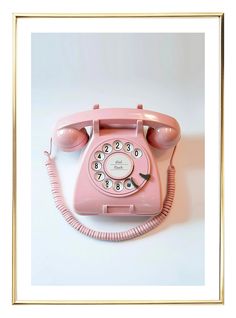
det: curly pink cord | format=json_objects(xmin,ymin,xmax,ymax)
[{"xmin": 44, "ymin": 149, "xmax": 176, "ymax": 242}]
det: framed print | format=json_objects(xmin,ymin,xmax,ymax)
[{"xmin": 12, "ymin": 13, "xmax": 224, "ymax": 304}]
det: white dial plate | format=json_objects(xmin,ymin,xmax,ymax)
[{"xmin": 104, "ymin": 152, "xmax": 134, "ymax": 180}]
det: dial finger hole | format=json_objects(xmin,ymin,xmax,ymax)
[
  {"xmin": 92, "ymin": 161, "xmax": 102, "ymax": 171},
  {"xmin": 102, "ymin": 179, "xmax": 113, "ymax": 189},
  {"xmin": 94, "ymin": 151, "xmax": 105, "ymax": 161},
  {"xmin": 103, "ymin": 143, "xmax": 112, "ymax": 154},
  {"xmin": 95, "ymin": 172, "xmax": 105, "ymax": 182},
  {"xmin": 114, "ymin": 181, "xmax": 124, "ymax": 192},
  {"xmin": 124, "ymin": 142, "xmax": 134, "ymax": 152},
  {"xmin": 113, "ymin": 140, "xmax": 123, "ymax": 151},
  {"xmin": 132, "ymin": 148, "xmax": 142, "ymax": 158},
  {"xmin": 124, "ymin": 179, "xmax": 135, "ymax": 190}
]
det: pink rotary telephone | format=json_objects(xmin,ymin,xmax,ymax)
[{"xmin": 45, "ymin": 105, "xmax": 181, "ymax": 241}]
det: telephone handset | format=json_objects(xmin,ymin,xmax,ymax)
[{"xmin": 45, "ymin": 105, "xmax": 181, "ymax": 241}]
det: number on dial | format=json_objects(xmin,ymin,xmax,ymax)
[
  {"xmin": 95, "ymin": 172, "xmax": 105, "ymax": 181},
  {"xmin": 103, "ymin": 144, "xmax": 112, "ymax": 154},
  {"xmin": 113, "ymin": 140, "xmax": 123, "ymax": 151},
  {"xmin": 124, "ymin": 142, "xmax": 133, "ymax": 152},
  {"xmin": 95, "ymin": 151, "xmax": 105, "ymax": 161},
  {"xmin": 92, "ymin": 161, "xmax": 101, "ymax": 171},
  {"xmin": 103, "ymin": 179, "xmax": 113, "ymax": 189},
  {"xmin": 132, "ymin": 148, "xmax": 142, "ymax": 158},
  {"xmin": 114, "ymin": 181, "xmax": 123, "ymax": 192}
]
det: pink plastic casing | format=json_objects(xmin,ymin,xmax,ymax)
[
  {"xmin": 74, "ymin": 128, "xmax": 161, "ymax": 216},
  {"xmin": 54, "ymin": 127, "xmax": 89, "ymax": 151},
  {"xmin": 55, "ymin": 108, "xmax": 180, "ymax": 136},
  {"xmin": 53, "ymin": 107, "xmax": 180, "ymax": 216}
]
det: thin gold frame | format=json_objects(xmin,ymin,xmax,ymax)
[{"xmin": 12, "ymin": 12, "xmax": 224, "ymax": 305}]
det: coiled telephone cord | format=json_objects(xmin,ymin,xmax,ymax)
[{"xmin": 44, "ymin": 147, "xmax": 176, "ymax": 242}]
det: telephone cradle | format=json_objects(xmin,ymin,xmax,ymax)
[{"xmin": 45, "ymin": 104, "xmax": 181, "ymax": 241}]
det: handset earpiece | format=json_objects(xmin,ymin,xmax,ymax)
[
  {"xmin": 54, "ymin": 127, "xmax": 89, "ymax": 152},
  {"xmin": 146, "ymin": 126, "xmax": 180, "ymax": 150}
]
